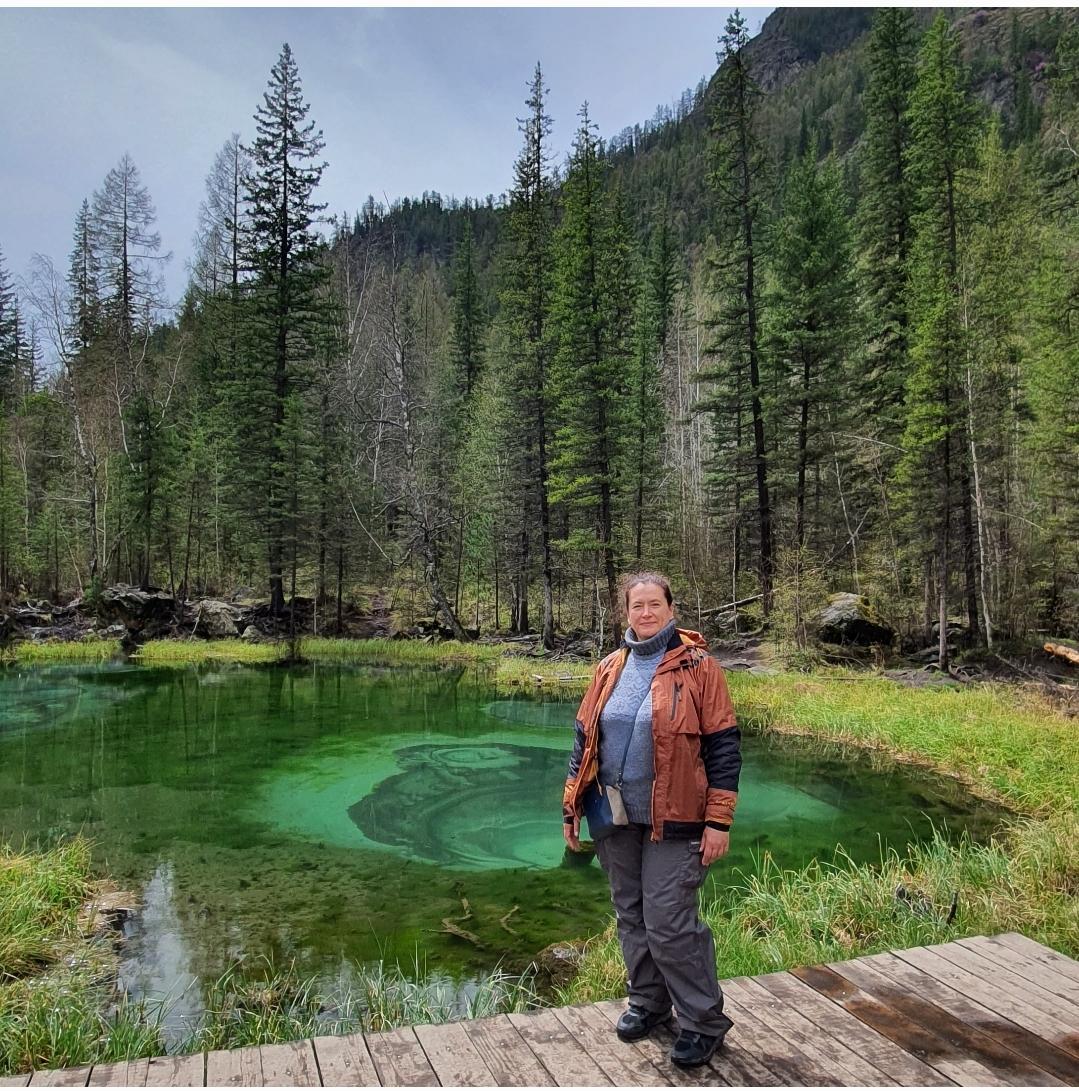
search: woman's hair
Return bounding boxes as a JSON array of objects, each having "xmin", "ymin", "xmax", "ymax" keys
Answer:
[{"xmin": 618, "ymin": 571, "xmax": 674, "ymax": 618}]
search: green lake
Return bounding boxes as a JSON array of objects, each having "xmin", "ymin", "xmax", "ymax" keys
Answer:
[{"xmin": 0, "ymin": 659, "xmax": 1007, "ymax": 1017}]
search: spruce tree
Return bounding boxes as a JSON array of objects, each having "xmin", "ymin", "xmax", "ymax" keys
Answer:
[
  {"xmin": 239, "ymin": 42, "xmax": 329, "ymax": 616},
  {"xmin": 627, "ymin": 206, "xmax": 676, "ymax": 563},
  {"xmin": 900, "ymin": 13, "xmax": 982, "ymax": 664},
  {"xmin": 0, "ymin": 246, "xmax": 20, "ymax": 408},
  {"xmin": 67, "ymin": 199, "xmax": 101, "ymax": 358},
  {"xmin": 858, "ymin": 7, "xmax": 918, "ymax": 418},
  {"xmin": 549, "ymin": 105, "xmax": 637, "ymax": 641},
  {"xmin": 450, "ymin": 219, "xmax": 484, "ymax": 400},
  {"xmin": 700, "ymin": 9, "xmax": 775, "ymax": 612},
  {"xmin": 495, "ymin": 63, "xmax": 556, "ymax": 644},
  {"xmin": 768, "ymin": 146, "xmax": 856, "ymax": 563}
]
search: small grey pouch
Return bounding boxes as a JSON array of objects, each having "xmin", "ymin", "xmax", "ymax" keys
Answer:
[{"xmin": 605, "ymin": 784, "xmax": 629, "ymax": 826}]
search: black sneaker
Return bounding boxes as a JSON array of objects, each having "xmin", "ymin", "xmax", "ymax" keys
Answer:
[
  {"xmin": 615, "ymin": 1004, "xmax": 671, "ymax": 1042},
  {"xmin": 669, "ymin": 1028, "xmax": 727, "ymax": 1068}
]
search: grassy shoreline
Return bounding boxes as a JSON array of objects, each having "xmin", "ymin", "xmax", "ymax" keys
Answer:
[
  {"xmin": 561, "ymin": 668, "xmax": 1077, "ymax": 1005},
  {"xmin": 2, "ymin": 638, "xmax": 1076, "ymax": 1073}
]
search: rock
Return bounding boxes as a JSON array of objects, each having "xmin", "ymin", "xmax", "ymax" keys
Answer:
[
  {"xmin": 241, "ymin": 624, "xmax": 263, "ymax": 643},
  {"xmin": 97, "ymin": 584, "xmax": 176, "ymax": 626},
  {"xmin": 192, "ymin": 599, "xmax": 240, "ymax": 638},
  {"xmin": 534, "ymin": 939, "xmax": 589, "ymax": 990},
  {"xmin": 911, "ymin": 645, "xmax": 958, "ymax": 664},
  {"xmin": 816, "ymin": 593, "xmax": 895, "ymax": 647}
]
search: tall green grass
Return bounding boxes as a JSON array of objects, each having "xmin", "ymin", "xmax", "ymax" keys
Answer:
[
  {"xmin": 563, "ymin": 670, "xmax": 1079, "ymax": 1006},
  {"xmin": 728, "ymin": 670, "xmax": 1078, "ymax": 814},
  {"xmin": 561, "ymin": 817, "xmax": 1079, "ymax": 1006},
  {"xmin": 131, "ymin": 636, "xmax": 509, "ymax": 667},
  {"xmin": 0, "ymin": 838, "xmax": 166, "ymax": 1076},
  {"xmin": 1, "ymin": 639, "xmax": 122, "ymax": 664}
]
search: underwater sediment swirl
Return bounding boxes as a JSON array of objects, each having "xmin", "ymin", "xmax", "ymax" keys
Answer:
[{"xmin": 348, "ymin": 743, "xmax": 567, "ymax": 870}]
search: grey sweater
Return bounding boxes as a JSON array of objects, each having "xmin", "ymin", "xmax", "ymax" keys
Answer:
[{"xmin": 597, "ymin": 619, "xmax": 675, "ymax": 824}]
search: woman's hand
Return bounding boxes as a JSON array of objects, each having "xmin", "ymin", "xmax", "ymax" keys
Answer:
[
  {"xmin": 564, "ymin": 814, "xmax": 581, "ymax": 852},
  {"xmin": 699, "ymin": 827, "xmax": 729, "ymax": 866}
]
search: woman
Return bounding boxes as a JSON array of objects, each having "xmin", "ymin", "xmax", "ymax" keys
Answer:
[{"xmin": 563, "ymin": 571, "xmax": 741, "ymax": 1069}]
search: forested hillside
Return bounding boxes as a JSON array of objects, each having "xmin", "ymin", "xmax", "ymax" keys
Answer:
[{"xmin": 1, "ymin": 8, "xmax": 1077, "ymax": 661}]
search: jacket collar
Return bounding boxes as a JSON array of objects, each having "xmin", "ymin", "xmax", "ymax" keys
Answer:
[{"xmin": 610, "ymin": 626, "xmax": 702, "ymax": 677}]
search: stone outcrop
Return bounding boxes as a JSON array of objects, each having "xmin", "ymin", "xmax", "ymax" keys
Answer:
[
  {"xmin": 816, "ymin": 593, "xmax": 895, "ymax": 647},
  {"xmin": 192, "ymin": 599, "xmax": 241, "ymax": 638}
]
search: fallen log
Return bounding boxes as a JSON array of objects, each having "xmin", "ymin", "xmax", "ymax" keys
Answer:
[
  {"xmin": 696, "ymin": 594, "xmax": 764, "ymax": 618},
  {"xmin": 1045, "ymin": 642, "xmax": 1079, "ymax": 667}
]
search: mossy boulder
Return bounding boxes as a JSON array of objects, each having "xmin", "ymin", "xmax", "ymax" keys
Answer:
[{"xmin": 816, "ymin": 592, "xmax": 895, "ymax": 646}]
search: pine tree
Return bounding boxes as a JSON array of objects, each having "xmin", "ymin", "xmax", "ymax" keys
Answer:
[
  {"xmin": 858, "ymin": 7, "xmax": 918, "ymax": 418},
  {"xmin": 900, "ymin": 13, "xmax": 982, "ymax": 665},
  {"xmin": 549, "ymin": 105, "xmax": 637, "ymax": 641},
  {"xmin": 700, "ymin": 9, "xmax": 775, "ymax": 612},
  {"xmin": 239, "ymin": 42, "xmax": 329, "ymax": 616}
]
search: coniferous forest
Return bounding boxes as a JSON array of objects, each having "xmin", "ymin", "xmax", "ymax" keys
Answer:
[{"xmin": 1, "ymin": 8, "xmax": 1078, "ymax": 664}]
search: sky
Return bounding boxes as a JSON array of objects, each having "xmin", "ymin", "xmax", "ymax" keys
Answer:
[{"xmin": 1, "ymin": 6, "xmax": 772, "ymax": 306}]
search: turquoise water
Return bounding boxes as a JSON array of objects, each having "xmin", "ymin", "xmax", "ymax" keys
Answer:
[{"xmin": 0, "ymin": 659, "xmax": 1007, "ymax": 1005}]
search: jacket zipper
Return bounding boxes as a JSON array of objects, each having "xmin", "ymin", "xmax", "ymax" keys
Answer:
[{"xmin": 672, "ymin": 681, "xmax": 682, "ymax": 720}]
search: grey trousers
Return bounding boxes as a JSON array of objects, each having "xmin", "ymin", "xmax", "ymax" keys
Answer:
[{"xmin": 595, "ymin": 824, "xmax": 731, "ymax": 1036}]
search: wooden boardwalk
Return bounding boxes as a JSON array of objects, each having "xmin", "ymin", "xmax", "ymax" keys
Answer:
[{"xmin": 4, "ymin": 933, "xmax": 1078, "ymax": 1087}]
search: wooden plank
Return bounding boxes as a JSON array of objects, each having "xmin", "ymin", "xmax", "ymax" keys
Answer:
[
  {"xmin": 916, "ymin": 942, "xmax": 1079, "ymax": 1045},
  {"xmin": 793, "ymin": 963, "xmax": 1003, "ymax": 1085},
  {"xmin": 955, "ymin": 936, "xmax": 1079, "ymax": 1007},
  {"xmin": 0, "ymin": 1077, "xmax": 32, "ymax": 1088},
  {"xmin": 550, "ymin": 1005, "xmax": 666, "ymax": 1087},
  {"xmin": 413, "ymin": 1022, "xmax": 496, "ymax": 1087},
  {"xmin": 205, "ymin": 1046, "xmax": 261, "ymax": 1087},
  {"xmin": 716, "ymin": 984, "xmax": 857, "ymax": 1086},
  {"xmin": 756, "ymin": 970, "xmax": 952, "ymax": 1086},
  {"xmin": 312, "ymin": 1032, "xmax": 381, "ymax": 1087},
  {"xmin": 830, "ymin": 955, "xmax": 1056, "ymax": 1087},
  {"xmin": 144, "ymin": 1053, "xmax": 204, "ymax": 1087},
  {"xmin": 259, "ymin": 1040, "xmax": 320, "ymax": 1087},
  {"xmin": 366, "ymin": 1026, "xmax": 439, "ymax": 1087},
  {"xmin": 87, "ymin": 1058, "xmax": 149, "ymax": 1087},
  {"xmin": 724, "ymin": 974, "xmax": 896, "ymax": 1085},
  {"xmin": 584, "ymin": 999, "xmax": 720, "ymax": 1086},
  {"xmin": 895, "ymin": 945, "xmax": 1079, "ymax": 1059},
  {"xmin": 460, "ymin": 1015, "xmax": 552, "ymax": 1087},
  {"xmin": 28, "ymin": 1068, "xmax": 92, "ymax": 1087},
  {"xmin": 863, "ymin": 951, "xmax": 1079, "ymax": 1085},
  {"xmin": 507, "ymin": 1009, "xmax": 612, "ymax": 1088},
  {"xmin": 993, "ymin": 933, "xmax": 1079, "ymax": 983}
]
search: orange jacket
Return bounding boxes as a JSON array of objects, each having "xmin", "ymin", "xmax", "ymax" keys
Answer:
[{"xmin": 563, "ymin": 627, "xmax": 740, "ymax": 841}]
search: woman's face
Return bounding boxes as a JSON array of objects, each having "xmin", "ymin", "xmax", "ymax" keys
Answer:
[{"xmin": 626, "ymin": 582, "xmax": 675, "ymax": 640}]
